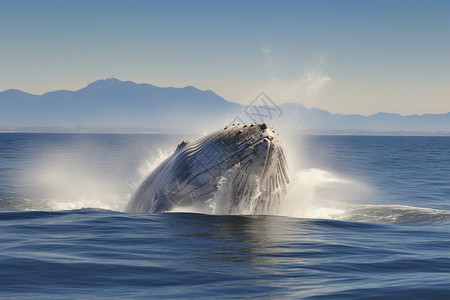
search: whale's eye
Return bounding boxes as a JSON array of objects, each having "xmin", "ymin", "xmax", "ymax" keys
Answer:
[{"xmin": 154, "ymin": 193, "xmax": 160, "ymax": 200}]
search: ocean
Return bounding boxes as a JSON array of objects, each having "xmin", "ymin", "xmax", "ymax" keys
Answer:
[{"xmin": 0, "ymin": 133, "xmax": 449, "ymax": 299}]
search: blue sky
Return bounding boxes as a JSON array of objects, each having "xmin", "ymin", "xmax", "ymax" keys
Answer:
[{"xmin": 1, "ymin": 0, "xmax": 449, "ymax": 115}]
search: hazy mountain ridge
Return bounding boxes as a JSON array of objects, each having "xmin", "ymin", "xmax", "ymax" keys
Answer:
[
  {"xmin": 1, "ymin": 78, "xmax": 449, "ymax": 133},
  {"xmin": 0, "ymin": 78, "xmax": 241, "ymax": 131}
]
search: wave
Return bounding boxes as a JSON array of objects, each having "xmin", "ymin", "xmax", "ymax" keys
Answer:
[{"xmin": 334, "ymin": 204, "xmax": 450, "ymax": 224}]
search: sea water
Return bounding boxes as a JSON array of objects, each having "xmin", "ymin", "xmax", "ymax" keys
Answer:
[{"xmin": 0, "ymin": 133, "xmax": 449, "ymax": 299}]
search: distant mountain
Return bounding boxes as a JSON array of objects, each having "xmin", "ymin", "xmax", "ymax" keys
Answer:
[
  {"xmin": 0, "ymin": 78, "xmax": 241, "ymax": 131},
  {"xmin": 278, "ymin": 103, "xmax": 450, "ymax": 133},
  {"xmin": 1, "ymin": 78, "xmax": 449, "ymax": 134}
]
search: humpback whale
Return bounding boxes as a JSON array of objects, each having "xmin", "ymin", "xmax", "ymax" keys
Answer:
[{"xmin": 125, "ymin": 123, "xmax": 289, "ymax": 214}]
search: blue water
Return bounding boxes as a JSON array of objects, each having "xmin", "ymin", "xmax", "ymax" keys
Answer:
[{"xmin": 1, "ymin": 133, "xmax": 450, "ymax": 299}]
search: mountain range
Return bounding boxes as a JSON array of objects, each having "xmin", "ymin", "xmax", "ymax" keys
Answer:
[{"xmin": 1, "ymin": 78, "xmax": 449, "ymax": 134}]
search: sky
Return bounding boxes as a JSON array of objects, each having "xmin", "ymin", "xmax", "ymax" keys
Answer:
[{"xmin": 1, "ymin": 0, "xmax": 449, "ymax": 115}]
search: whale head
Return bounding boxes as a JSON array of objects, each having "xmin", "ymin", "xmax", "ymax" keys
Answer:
[{"xmin": 126, "ymin": 123, "xmax": 289, "ymax": 214}]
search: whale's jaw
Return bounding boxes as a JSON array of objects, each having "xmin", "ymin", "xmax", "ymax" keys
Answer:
[{"xmin": 125, "ymin": 123, "xmax": 289, "ymax": 214}]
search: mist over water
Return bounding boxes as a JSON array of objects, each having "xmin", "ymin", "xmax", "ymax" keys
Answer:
[
  {"xmin": 22, "ymin": 138, "xmax": 129, "ymax": 211},
  {"xmin": 10, "ymin": 132, "xmax": 448, "ymax": 225}
]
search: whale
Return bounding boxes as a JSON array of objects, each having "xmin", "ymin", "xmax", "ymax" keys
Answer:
[{"xmin": 125, "ymin": 123, "xmax": 289, "ymax": 214}]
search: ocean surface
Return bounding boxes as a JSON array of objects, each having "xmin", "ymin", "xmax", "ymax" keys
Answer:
[{"xmin": 0, "ymin": 133, "xmax": 449, "ymax": 299}]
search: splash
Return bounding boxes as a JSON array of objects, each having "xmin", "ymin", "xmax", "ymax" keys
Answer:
[
  {"xmin": 169, "ymin": 166, "xmax": 369, "ymax": 219},
  {"xmin": 20, "ymin": 139, "xmax": 153, "ymax": 212},
  {"xmin": 25, "ymin": 151, "xmax": 126, "ymax": 211},
  {"xmin": 279, "ymin": 168, "xmax": 367, "ymax": 219},
  {"xmin": 277, "ymin": 164, "xmax": 450, "ymax": 224},
  {"xmin": 135, "ymin": 149, "xmax": 172, "ymax": 188}
]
